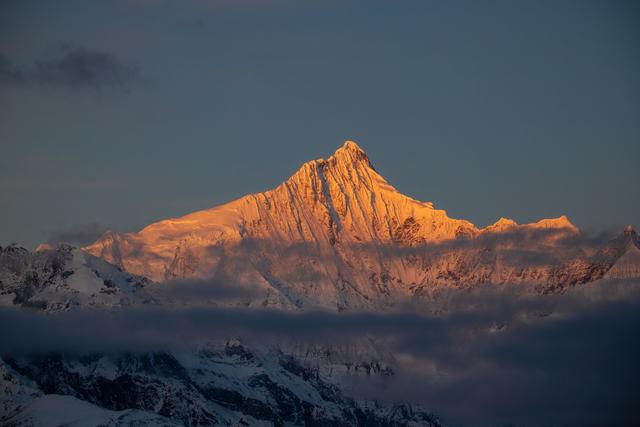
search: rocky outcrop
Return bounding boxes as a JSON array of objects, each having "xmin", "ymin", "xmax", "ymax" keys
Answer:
[
  {"xmin": 1, "ymin": 341, "xmax": 442, "ymax": 427},
  {"xmin": 0, "ymin": 244, "xmax": 153, "ymax": 311}
]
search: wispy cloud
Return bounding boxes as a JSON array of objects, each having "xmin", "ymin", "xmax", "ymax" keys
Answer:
[
  {"xmin": 46, "ymin": 223, "xmax": 111, "ymax": 247},
  {"xmin": 0, "ymin": 54, "xmax": 27, "ymax": 85},
  {"xmin": 0, "ymin": 46, "xmax": 141, "ymax": 91},
  {"xmin": 0, "ymin": 176, "xmax": 121, "ymax": 192}
]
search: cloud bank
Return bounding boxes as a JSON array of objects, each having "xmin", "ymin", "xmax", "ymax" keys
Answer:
[{"xmin": 1, "ymin": 280, "xmax": 639, "ymax": 426}]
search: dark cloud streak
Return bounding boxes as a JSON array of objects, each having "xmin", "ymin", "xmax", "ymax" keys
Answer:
[
  {"xmin": 46, "ymin": 223, "xmax": 111, "ymax": 247},
  {"xmin": 0, "ymin": 46, "xmax": 141, "ymax": 91},
  {"xmin": 35, "ymin": 46, "xmax": 140, "ymax": 90},
  {"xmin": 0, "ymin": 54, "xmax": 27, "ymax": 85},
  {"xmin": 156, "ymin": 277, "xmax": 268, "ymax": 303}
]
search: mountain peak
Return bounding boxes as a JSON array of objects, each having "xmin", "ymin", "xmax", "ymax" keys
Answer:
[
  {"xmin": 35, "ymin": 243, "xmax": 54, "ymax": 252},
  {"xmin": 483, "ymin": 217, "xmax": 518, "ymax": 233},
  {"xmin": 621, "ymin": 225, "xmax": 639, "ymax": 249},
  {"xmin": 330, "ymin": 140, "xmax": 373, "ymax": 170},
  {"xmin": 339, "ymin": 140, "xmax": 364, "ymax": 153},
  {"xmin": 84, "ymin": 139, "xmax": 604, "ymax": 298},
  {"xmin": 530, "ymin": 215, "xmax": 578, "ymax": 233}
]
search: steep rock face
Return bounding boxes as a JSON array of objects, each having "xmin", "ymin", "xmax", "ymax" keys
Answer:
[
  {"xmin": 2, "ymin": 342, "xmax": 442, "ymax": 427},
  {"xmin": 0, "ymin": 358, "xmax": 42, "ymax": 418},
  {"xmin": 602, "ymin": 226, "xmax": 640, "ymax": 280},
  {"xmin": 605, "ymin": 245, "xmax": 640, "ymax": 280},
  {"xmin": 84, "ymin": 141, "xmax": 605, "ymax": 309},
  {"xmin": 0, "ymin": 358, "xmax": 182, "ymax": 426}
]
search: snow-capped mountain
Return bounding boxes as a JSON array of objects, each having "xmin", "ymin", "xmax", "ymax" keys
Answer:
[
  {"xmin": 0, "ymin": 244, "xmax": 154, "ymax": 312},
  {"xmin": 602, "ymin": 226, "xmax": 640, "ymax": 280},
  {"xmin": 1, "ymin": 141, "xmax": 637, "ymax": 426},
  {"xmin": 83, "ymin": 141, "xmax": 637, "ymax": 310},
  {"xmin": 1, "ymin": 340, "xmax": 441, "ymax": 427},
  {"xmin": 0, "ymin": 242, "xmax": 441, "ymax": 425}
]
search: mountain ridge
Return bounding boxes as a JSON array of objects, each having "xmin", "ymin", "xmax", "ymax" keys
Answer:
[{"xmin": 81, "ymin": 141, "xmax": 632, "ymax": 309}]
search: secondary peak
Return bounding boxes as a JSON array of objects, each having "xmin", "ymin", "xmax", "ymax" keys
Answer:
[{"xmin": 624, "ymin": 225, "xmax": 636, "ymax": 236}]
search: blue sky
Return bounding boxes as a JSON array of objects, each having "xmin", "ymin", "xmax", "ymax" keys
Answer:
[{"xmin": 1, "ymin": 0, "xmax": 639, "ymax": 248}]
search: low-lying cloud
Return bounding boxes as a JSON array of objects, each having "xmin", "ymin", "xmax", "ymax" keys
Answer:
[
  {"xmin": 155, "ymin": 277, "xmax": 268, "ymax": 304},
  {"xmin": 1, "ymin": 280, "xmax": 639, "ymax": 426}
]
